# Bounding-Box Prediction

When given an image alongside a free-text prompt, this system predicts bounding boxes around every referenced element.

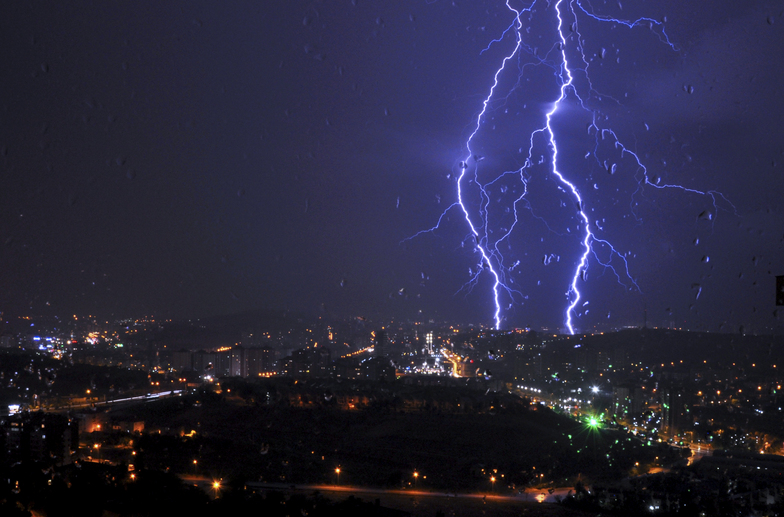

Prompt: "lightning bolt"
[408,0,731,333]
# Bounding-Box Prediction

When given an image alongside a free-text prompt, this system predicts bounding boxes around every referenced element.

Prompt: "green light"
[588,417,599,428]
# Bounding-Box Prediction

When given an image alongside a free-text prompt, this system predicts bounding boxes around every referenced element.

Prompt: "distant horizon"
[3,306,783,339]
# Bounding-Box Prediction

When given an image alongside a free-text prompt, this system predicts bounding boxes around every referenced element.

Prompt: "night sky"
[1,1,783,333]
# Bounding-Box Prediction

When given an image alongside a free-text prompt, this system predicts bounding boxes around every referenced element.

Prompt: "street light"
[413,471,418,488]
[490,476,496,492]
[335,467,341,485]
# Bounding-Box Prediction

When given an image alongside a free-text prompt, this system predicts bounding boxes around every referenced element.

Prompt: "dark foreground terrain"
[115,378,679,491]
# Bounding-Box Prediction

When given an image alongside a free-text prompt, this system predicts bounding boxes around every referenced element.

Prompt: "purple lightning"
[408,0,731,333]
[454,1,528,330]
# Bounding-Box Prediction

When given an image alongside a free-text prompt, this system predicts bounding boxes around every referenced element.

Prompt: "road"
[180,475,576,504]
[40,390,184,412]
[241,480,575,504]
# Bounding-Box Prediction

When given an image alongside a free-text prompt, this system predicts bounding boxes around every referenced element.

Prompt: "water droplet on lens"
[701,255,709,263]
[693,237,699,245]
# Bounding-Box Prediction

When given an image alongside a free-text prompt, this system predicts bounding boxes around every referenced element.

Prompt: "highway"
[241,480,575,504]
[40,390,184,412]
